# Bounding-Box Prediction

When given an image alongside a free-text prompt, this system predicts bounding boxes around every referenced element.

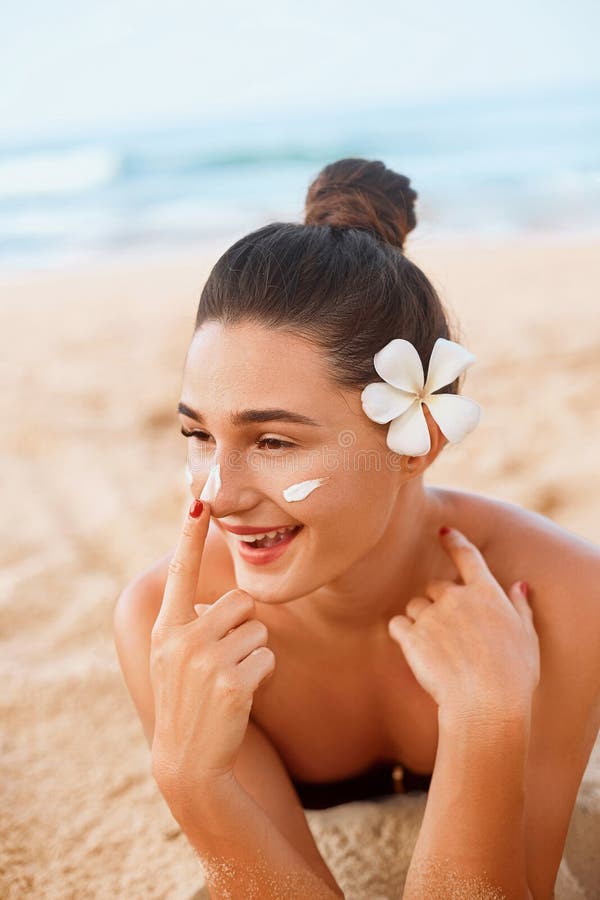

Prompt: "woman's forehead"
[182,323,358,426]
[185,321,329,384]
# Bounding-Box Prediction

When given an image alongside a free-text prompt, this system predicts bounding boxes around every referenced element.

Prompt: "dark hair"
[194,158,463,398]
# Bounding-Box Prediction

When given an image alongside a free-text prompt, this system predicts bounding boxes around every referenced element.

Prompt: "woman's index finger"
[438,527,493,585]
[155,499,211,628]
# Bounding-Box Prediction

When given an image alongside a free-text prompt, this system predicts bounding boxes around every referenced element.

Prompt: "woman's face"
[179,320,414,604]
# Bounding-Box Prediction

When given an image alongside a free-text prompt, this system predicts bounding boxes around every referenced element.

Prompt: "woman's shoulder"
[434,484,597,559]
[438,485,600,622]
[446,488,600,555]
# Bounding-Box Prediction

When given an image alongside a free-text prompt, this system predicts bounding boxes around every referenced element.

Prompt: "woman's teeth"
[238,525,300,548]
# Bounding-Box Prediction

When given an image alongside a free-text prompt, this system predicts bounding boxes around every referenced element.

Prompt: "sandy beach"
[1,231,599,898]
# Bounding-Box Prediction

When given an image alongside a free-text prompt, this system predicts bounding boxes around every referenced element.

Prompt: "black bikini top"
[291,759,433,810]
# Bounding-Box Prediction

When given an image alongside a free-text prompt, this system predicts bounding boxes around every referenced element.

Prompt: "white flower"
[360,337,481,456]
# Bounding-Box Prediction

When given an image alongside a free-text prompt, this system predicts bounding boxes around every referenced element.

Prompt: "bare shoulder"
[445,485,600,669]
[435,484,600,639]
[435,484,600,568]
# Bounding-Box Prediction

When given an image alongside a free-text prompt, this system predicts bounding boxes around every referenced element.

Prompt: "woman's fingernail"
[189,499,204,518]
[520,581,529,598]
[439,526,451,536]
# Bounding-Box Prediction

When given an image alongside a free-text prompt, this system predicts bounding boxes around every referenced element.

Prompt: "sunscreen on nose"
[200,463,222,503]
[282,476,329,502]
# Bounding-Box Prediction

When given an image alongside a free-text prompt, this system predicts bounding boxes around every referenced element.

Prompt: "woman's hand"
[388,527,540,723]
[149,499,276,804]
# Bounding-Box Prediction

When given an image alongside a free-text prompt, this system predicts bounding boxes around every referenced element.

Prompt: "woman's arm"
[161,767,344,899]
[388,527,541,900]
[402,705,532,900]
[114,560,344,899]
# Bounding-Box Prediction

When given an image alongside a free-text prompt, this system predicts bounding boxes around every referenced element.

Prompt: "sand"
[1,231,599,898]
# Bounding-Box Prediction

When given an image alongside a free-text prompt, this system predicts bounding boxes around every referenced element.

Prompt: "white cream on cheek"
[282,476,330,502]
[199,463,222,502]
[187,463,329,504]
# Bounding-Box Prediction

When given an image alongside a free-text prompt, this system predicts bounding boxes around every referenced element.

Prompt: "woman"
[113,158,600,899]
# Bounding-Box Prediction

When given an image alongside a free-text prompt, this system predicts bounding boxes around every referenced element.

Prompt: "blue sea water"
[1,87,599,271]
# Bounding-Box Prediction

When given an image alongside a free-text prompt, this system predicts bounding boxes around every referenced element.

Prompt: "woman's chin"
[232,568,305,606]
[234,578,291,605]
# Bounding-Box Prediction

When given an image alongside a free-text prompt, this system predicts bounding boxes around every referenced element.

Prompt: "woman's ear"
[401,405,448,476]
[402,456,417,473]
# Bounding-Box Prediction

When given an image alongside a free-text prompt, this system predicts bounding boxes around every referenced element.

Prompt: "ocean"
[1,86,599,272]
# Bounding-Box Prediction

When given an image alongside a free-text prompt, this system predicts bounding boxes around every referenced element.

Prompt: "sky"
[2,0,599,144]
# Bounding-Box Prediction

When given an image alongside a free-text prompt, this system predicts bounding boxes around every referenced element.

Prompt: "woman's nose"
[197,452,260,517]
[198,462,221,503]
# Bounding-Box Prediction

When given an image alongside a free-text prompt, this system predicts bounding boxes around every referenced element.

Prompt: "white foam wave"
[0,146,119,199]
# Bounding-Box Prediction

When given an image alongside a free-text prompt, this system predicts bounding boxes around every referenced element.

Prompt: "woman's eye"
[180,428,294,452]
[180,428,211,442]
[256,437,296,451]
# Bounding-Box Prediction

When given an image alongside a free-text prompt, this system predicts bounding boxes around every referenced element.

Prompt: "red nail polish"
[189,499,203,518]
[439,526,451,536]
[521,581,529,598]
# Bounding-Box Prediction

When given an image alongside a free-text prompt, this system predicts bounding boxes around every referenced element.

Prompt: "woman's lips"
[221,523,299,535]
[235,525,303,565]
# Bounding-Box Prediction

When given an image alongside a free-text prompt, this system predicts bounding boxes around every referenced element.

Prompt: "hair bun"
[304,158,417,250]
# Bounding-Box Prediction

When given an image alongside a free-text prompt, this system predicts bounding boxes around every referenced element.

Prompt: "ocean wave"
[0,146,119,200]
[1,87,599,270]
[118,145,339,181]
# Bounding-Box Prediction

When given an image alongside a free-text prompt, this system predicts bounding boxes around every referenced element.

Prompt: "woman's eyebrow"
[177,402,322,427]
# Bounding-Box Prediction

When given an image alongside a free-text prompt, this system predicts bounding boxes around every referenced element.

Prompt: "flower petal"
[386,400,431,456]
[423,393,481,443]
[423,338,476,395]
[373,338,424,393]
[361,382,417,424]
